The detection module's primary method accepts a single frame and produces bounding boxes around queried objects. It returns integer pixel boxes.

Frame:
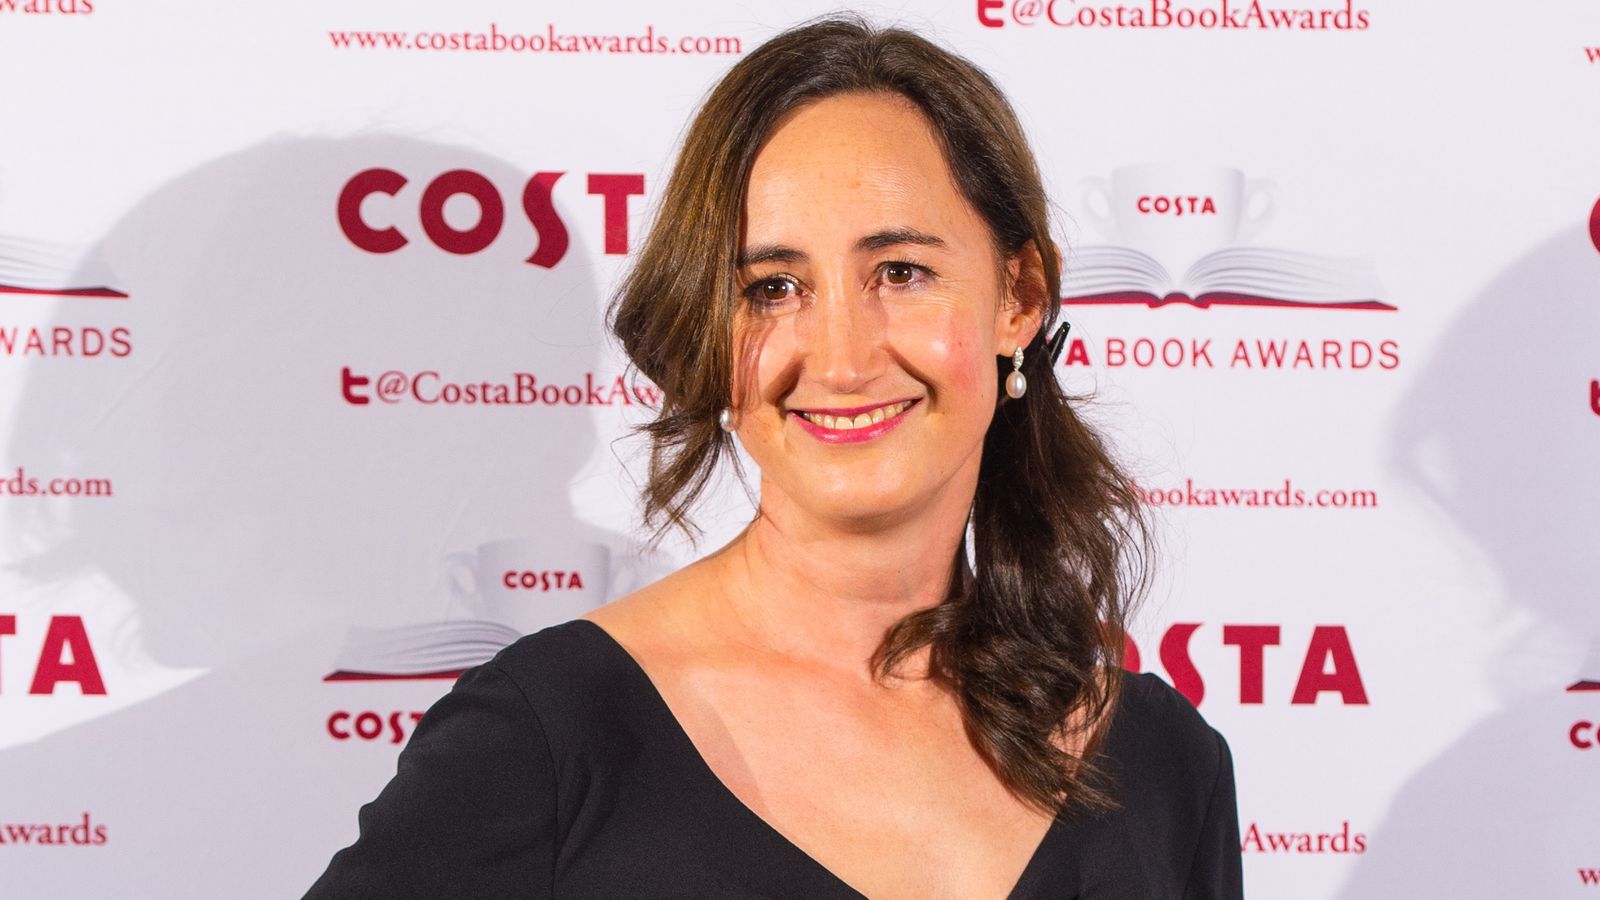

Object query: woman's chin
[794,484,926,529]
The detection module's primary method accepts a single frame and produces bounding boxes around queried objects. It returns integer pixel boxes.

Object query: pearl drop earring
[718,408,735,432]
[1005,346,1027,399]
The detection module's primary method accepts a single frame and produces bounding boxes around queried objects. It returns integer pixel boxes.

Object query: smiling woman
[306,13,1242,900]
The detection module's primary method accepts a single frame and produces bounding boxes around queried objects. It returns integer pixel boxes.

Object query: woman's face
[730,90,1041,527]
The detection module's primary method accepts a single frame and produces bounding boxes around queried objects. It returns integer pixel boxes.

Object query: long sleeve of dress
[1182,728,1244,899]
[302,663,558,899]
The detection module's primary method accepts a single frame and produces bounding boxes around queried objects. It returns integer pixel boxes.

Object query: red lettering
[1321,340,1342,368]
[1061,338,1090,367]
[1571,720,1594,749]
[1291,625,1367,704]
[0,614,13,693]
[1256,340,1287,367]
[1132,338,1155,367]
[328,710,425,744]
[1292,340,1314,367]
[1349,340,1372,369]
[419,169,503,254]
[587,173,644,255]
[327,711,352,740]
[1159,622,1204,706]
[1379,339,1400,369]
[29,615,106,695]
[523,171,569,268]
[354,711,383,740]
[1105,338,1126,367]
[1222,625,1280,704]
[1590,196,1600,254]
[337,168,409,253]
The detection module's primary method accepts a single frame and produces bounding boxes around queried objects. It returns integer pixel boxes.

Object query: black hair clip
[1044,318,1072,366]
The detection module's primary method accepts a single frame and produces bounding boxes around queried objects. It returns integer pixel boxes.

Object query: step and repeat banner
[1,1,1596,897]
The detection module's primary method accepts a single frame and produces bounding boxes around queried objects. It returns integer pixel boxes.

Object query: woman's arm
[1182,728,1244,899]
[303,663,559,898]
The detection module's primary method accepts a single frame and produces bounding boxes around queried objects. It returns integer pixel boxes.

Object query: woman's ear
[996,239,1048,354]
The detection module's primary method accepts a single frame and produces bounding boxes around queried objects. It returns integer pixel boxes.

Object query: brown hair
[608,13,1150,816]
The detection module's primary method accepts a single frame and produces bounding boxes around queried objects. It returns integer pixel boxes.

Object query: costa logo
[1241,821,1367,854]
[1064,163,1395,311]
[327,710,426,745]
[501,570,585,591]
[1124,623,1368,707]
[0,615,106,695]
[1137,195,1216,216]
[1591,379,1599,416]
[336,167,644,267]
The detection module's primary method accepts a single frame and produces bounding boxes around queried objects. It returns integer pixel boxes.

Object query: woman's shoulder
[1098,669,1233,799]
[486,617,622,683]
[479,618,657,743]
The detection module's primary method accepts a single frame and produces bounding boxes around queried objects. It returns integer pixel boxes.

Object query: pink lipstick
[790,398,919,444]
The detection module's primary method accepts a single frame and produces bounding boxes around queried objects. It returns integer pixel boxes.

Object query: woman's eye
[744,276,797,305]
[880,261,930,287]
[884,263,914,285]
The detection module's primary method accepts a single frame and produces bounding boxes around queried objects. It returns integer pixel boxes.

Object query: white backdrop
[1,1,1597,897]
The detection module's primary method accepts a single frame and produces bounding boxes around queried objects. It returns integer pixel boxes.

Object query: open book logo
[323,538,621,681]
[1569,640,1600,692]
[0,235,126,300]
[1063,164,1393,311]
[323,619,526,682]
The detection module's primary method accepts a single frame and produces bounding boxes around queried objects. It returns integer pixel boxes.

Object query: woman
[306,14,1242,899]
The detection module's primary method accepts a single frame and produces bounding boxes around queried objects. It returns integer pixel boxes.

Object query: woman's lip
[790,399,918,444]
[787,397,921,417]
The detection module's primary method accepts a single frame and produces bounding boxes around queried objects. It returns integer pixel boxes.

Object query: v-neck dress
[305,619,1243,899]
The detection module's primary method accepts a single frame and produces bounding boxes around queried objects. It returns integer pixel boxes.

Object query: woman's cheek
[731,322,783,413]
[918,331,988,396]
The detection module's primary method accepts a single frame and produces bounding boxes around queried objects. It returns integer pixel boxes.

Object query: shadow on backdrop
[0,135,668,897]
[1333,226,1600,898]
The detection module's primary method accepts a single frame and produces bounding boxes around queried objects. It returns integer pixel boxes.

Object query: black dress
[305,619,1243,899]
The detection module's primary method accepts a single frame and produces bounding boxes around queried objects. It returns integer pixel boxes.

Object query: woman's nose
[799,282,882,394]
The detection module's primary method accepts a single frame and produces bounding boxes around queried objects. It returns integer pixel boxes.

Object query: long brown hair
[608,13,1150,816]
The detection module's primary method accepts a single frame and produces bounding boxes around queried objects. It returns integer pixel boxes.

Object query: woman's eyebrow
[737,227,948,267]
[855,227,947,253]
[737,245,807,268]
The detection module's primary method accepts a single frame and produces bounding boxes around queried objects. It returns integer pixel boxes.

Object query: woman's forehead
[742,92,979,247]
